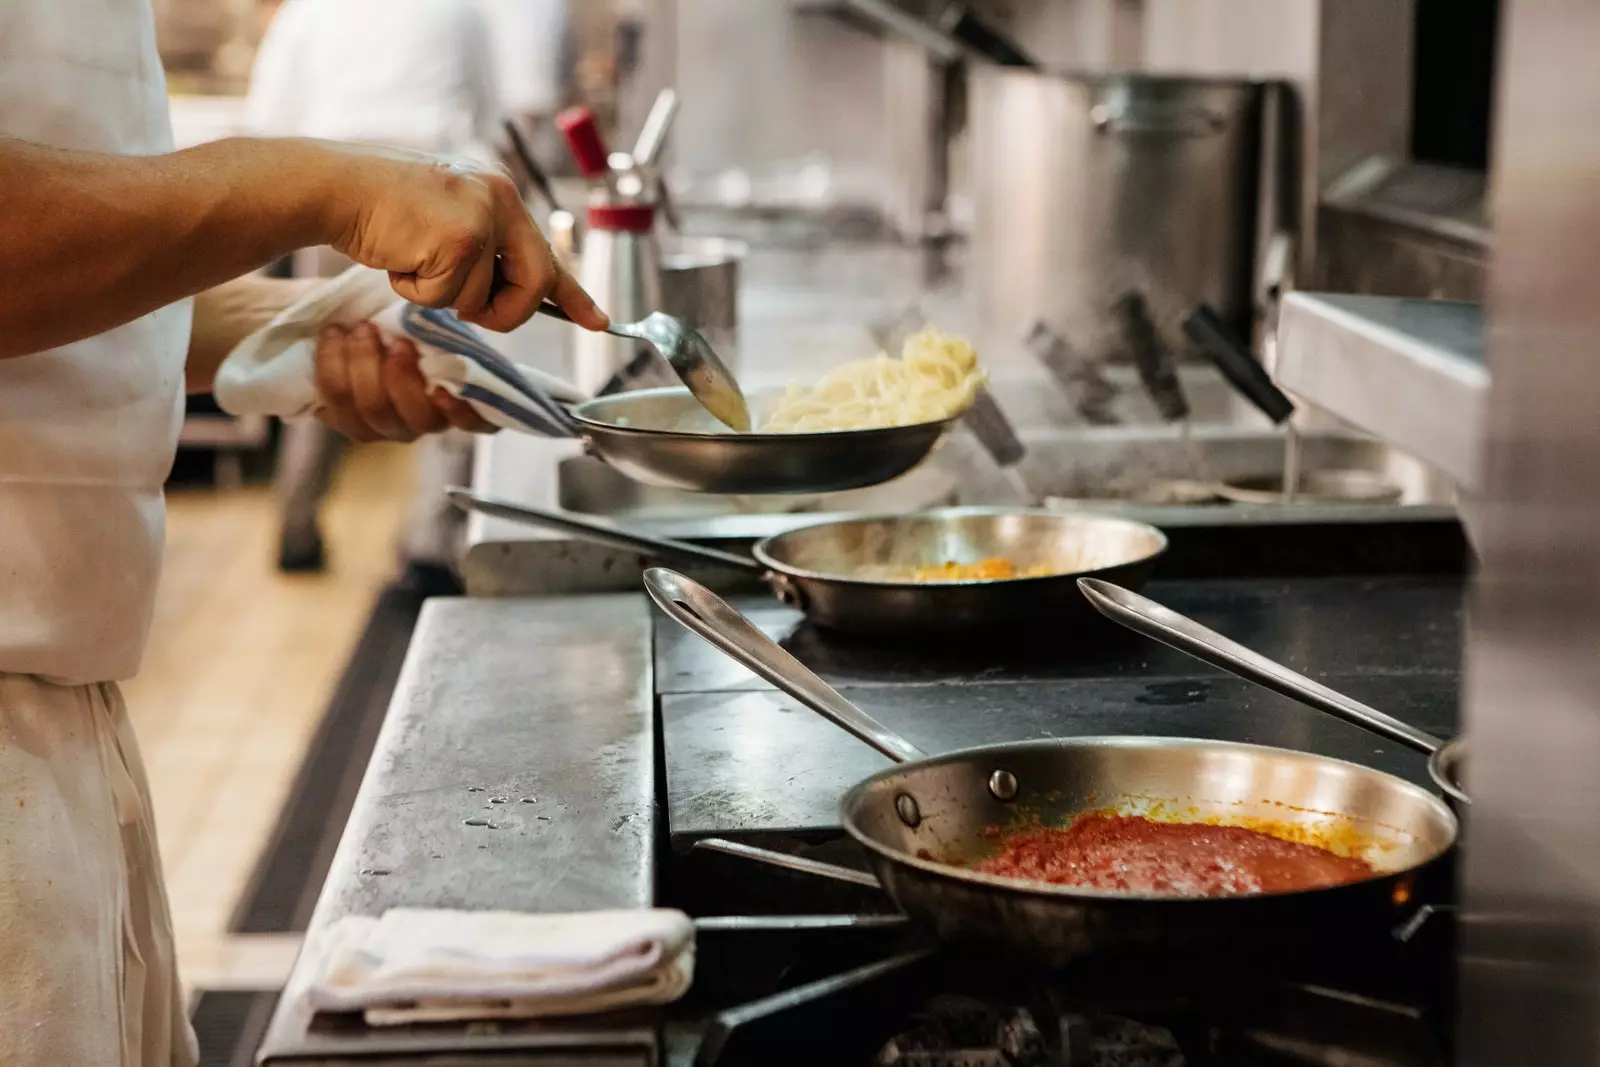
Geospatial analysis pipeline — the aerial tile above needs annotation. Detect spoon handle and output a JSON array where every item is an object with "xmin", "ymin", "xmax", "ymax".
[{"xmin": 539, "ymin": 300, "xmax": 627, "ymax": 341}]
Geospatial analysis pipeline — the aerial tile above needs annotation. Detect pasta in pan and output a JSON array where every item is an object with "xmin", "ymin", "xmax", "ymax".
[{"xmin": 760, "ymin": 328, "xmax": 985, "ymax": 433}]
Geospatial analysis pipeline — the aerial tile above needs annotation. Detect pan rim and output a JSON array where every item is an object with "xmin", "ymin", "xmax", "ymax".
[
  {"xmin": 571, "ymin": 386, "xmax": 959, "ymax": 442},
  {"xmin": 838, "ymin": 735, "xmax": 1459, "ymax": 903},
  {"xmin": 751, "ymin": 507, "xmax": 1171, "ymax": 588}
]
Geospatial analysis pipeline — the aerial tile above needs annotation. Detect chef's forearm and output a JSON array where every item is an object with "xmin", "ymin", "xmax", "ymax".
[
  {"xmin": 185, "ymin": 275, "xmax": 318, "ymax": 393},
  {"xmin": 0, "ymin": 135, "xmax": 347, "ymax": 359}
]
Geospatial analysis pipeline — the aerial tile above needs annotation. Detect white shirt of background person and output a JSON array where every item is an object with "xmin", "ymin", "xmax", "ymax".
[{"xmin": 246, "ymin": 0, "xmax": 503, "ymax": 163}]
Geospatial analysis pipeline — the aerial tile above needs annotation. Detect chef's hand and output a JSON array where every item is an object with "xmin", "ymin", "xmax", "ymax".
[
  {"xmin": 320, "ymin": 144, "xmax": 607, "ymax": 334},
  {"xmin": 313, "ymin": 322, "xmax": 495, "ymax": 442}
]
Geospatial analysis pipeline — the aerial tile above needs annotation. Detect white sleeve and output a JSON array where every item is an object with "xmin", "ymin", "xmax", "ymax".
[{"xmin": 244, "ymin": 1, "xmax": 311, "ymax": 135}]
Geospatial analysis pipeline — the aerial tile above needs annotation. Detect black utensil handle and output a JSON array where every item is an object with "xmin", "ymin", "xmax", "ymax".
[
  {"xmin": 1115, "ymin": 293, "xmax": 1189, "ymax": 423},
  {"xmin": 962, "ymin": 387, "xmax": 1026, "ymax": 468},
  {"xmin": 503, "ymin": 119, "xmax": 561, "ymax": 211},
  {"xmin": 938, "ymin": 3, "xmax": 1036, "ymax": 67},
  {"xmin": 1182, "ymin": 304, "xmax": 1296, "ymax": 425}
]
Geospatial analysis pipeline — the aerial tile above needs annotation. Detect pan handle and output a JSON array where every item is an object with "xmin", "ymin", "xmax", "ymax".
[
  {"xmin": 1077, "ymin": 578, "xmax": 1445, "ymax": 756},
  {"xmin": 643, "ymin": 568, "xmax": 928, "ymax": 764},
  {"xmin": 692, "ymin": 838, "xmax": 885, "ymax": 890},
  {"xmin": 447, "ymin": 489, "xmax": 765, "ymax": 575}
]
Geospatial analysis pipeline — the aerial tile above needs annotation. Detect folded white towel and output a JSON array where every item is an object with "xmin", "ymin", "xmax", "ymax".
[
  {"xmin": 303, "ymin": 907, "xmax": 695, "ymax": 1026},
  {"xmin": 214, "ymin": 265, "xmax": 587, "ymax": 437}
]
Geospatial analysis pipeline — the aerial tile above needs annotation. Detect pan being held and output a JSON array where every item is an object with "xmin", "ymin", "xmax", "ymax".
[
  {"xmin": 646, "ymin": 569, "xmax": 1458, "ymax": 969},
  {"xmin": 487, "ymin": 322, "xmax": 985, "ymax": 496}
]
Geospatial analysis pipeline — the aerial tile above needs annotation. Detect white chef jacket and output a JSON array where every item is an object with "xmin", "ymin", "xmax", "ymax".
[
  {"xmin": 247, "ymin": 0, "xmax": 503, "ymax": 157},
  {"xmin": 0, "ymin": 3, "xmax": 199, "ymax": 1065},
  {"xmin": 476, "ymin": 0, "xmax": 568, "ymax": 117},
  {"xmin": 0, "ymin": 0, "xmax": 192, "ymax": 685}
]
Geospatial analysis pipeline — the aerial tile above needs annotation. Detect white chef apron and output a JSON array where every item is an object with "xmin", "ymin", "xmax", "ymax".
[{"xmin": 0, "ymin": 1, "xmax": 197, "ymax": 1064}]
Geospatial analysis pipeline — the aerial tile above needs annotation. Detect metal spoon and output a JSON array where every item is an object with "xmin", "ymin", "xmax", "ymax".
[{"xmin": 537, "ymin": 300, "xmax": 750, "ymax": 432}]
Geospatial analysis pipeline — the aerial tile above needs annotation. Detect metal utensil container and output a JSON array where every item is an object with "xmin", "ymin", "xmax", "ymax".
[
  {"xmin": 968, "ymin": 69, "xmax": 1263, "ymax": 363},
  {"xmin": 572, "ymin": 204, "xmax": 664, "ymax": 396},
  {"xmin": 659, "ymin": 236, "xmax": 745, "ymax": 379}
]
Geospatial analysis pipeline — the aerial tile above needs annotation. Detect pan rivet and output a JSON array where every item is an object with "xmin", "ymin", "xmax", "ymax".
[
  {"xmin": 894, "ymin": 793, "xmax": 922, "ymax": 828},
  {"xmin": 988, "ymin": 770, "xmax": 1019, "ymax": 802}
]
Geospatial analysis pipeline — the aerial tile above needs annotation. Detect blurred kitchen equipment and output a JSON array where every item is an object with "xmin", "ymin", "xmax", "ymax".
[
  {"xmin": 597, "ymin": 236, "xmax": 744, "ymax": 399},
  {"xmin": 537, "ymin": 299, "xmax": 748, "ymax": 432},
  {"xmin": 969, "ymin": 70, "xmax": 1264, "ymax": 367},
  {"xmin": 1116, "ymin": 291, "xmax": 1190, "ymax": 422},
  {"xmin": 631, "ymin": 88, "xmax": 682, "ymax": 230},
  {"xmin": 502, "ymin": 118, "xmax": 562, "ymax": 215},
  {"xmin": 632, "ymin": 87, "xmax": 679, "ymax": 166},
  {"xmin": 568, "ymin": 200, "xmax": 665, "ymax": 399},
  {"xmin": 871, "ymin": 305, "xmax": 1035, "ymax": 504},
  {"xmin": 1182, "ymin": 304, "xmax": 1402, "ymax": 506},
  {"xmin": 452, "ymin": 492, "xmax": 1167, "ymax": 635},
  {"xmin": 556, "ymin": 105, "xmax": 613, "ymax": 185},
  {"xmin": 646, "ymin": 568, "xmax": 1457, "ymax": 970},
  {"xmin": 1023, "ymin": 321, "xmax": 1119, "ymax": 426},
  {"xmin": 659, "ymin": 235, "xmax": 742, "ymax": 362},
  {"xmin": 1183, "ymin": 305, "xmax": 1296, "ymax": 425},
  {"xmin": 1078, "ymin": 578, "xmax": 1468, "ymax": 813},
  {"xmin": 935, "ymin": 2, "xmax": 1036, "ymax": 67}
]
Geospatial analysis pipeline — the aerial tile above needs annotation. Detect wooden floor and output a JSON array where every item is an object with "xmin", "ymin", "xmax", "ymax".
[{"xmin": 124, "ymin": 442, "xmax": 416, "ymax": 993}]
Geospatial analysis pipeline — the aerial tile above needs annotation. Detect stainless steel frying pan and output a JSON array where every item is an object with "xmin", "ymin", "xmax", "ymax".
[
  {"xmin": 644, "ymin": 568, "xmax": 1459, "ymax": 968},
  {"xmin": 405, "ymin": 305, "xmax": 954, "ymax": 495},
  {"xmin": 569, "ymin": 387, "xmax": 955, "ymax": 495},
  {"xmin": 451, "ymin": 490, "xmax": 1167, "ymax": 635},
  {"xmin": 1077, "ymin": 578, "xmax": 1469, "ymax": 812}
]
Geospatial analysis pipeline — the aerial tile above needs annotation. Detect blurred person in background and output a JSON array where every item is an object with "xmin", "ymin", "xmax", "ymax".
[
  {"xmin": 0, "ymin": 0, "xmax": 605, "ymax": 1061},
  {"xmin": 248, "ymin": 0, "xmax": 506, "ymax": 581},
  {"xmin": 479, "ymin": 0, "xmax": 571, "ymax": 166}
]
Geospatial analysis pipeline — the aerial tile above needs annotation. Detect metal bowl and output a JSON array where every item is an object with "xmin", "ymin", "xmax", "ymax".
[
  {"xmin": 570, "ymin": 387, "xmax": 954, "ymax": 495},
  {"xmin": 1217, "ymin": 469, "xmax": 1404, "ymax": 506}
]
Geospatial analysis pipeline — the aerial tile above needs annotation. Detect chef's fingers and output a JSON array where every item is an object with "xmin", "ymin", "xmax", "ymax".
[
  {"xmin": 313, "ymin": 325, "xmax": 379, "ymax": 442},
  {"xmin": 381, "ymin": 336, "xmax": 449, "ymax": 437},
  {"xmin": 457, "ymin": 186, "xmax": 547, "ymax": 332},
  {"xmin": 451, "ymin": 220, "xmax": 500, "ymax": 322},
  {"xmin": 429, "ymin": 387, "xmax": 499, "ymax": 433},
  {"xmin": 547, "ymin": 261, "xmax": 608, "ymax": 331},
  {"xmin": 344, "ymin": 322, "xmax": 414, "ymax": 441}
]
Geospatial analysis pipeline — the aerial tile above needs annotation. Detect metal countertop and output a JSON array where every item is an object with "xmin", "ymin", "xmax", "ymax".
[{"xmin": 258, "ymin": 595, "xmax": 658, "ymax": 1064}]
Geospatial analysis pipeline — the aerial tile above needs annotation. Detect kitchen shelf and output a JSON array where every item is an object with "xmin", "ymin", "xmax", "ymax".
[{"xmin": 1276, "ymin": 293, "xmax": 1488, "ymax": 491}]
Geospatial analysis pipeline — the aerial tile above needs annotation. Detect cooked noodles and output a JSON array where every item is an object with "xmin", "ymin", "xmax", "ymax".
[{"xmin": 760, "ymin": 328, "xmax": 984, "ymax": 433}]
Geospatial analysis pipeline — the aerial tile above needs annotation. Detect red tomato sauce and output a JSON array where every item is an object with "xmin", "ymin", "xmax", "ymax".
[{"xmin": 974, "ymin": 813, "xmax": 1373, "ymax": 896}]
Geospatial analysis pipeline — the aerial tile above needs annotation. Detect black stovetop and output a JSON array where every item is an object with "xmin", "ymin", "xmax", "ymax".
[
  {"xmin": 653, "ymin": 572, "xmax": 1465, "ymax": 1067},
  {"xmin": 656, "ymin": 575, "xmax": 1464, "ymax": 845}
]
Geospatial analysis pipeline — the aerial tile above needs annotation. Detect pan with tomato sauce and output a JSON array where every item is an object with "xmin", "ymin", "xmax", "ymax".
[{"xmin": 974, "ymin": 812, "xmax": 1374, "ymax": 896}]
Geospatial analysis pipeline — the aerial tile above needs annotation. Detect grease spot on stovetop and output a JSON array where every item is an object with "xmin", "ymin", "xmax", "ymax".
[{"xmin": 1136, "ymin": 681, "xmax": 1213, "ymax": 706}]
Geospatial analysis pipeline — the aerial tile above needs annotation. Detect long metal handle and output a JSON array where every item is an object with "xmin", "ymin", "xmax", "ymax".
[
  {"xmin": 692, "ymin": 839, "xmax": 883, "ymax": 889},
  {"xmin": 538, "ymin": 300, "xmax": 633, "ymax": 343},
  {"xmin": 632, "ymin": 89, "xmax": 680, "ymax": 167},
  {"xmin": 446, "ymin": 490, "xmax": 764, "ymax": 574},
  {"xmin": 643, "ymin": 569, "xmax": 928, "ymax": 763},
  {"xmin": 1077, "ymin": 578, "xmax": 1445, "ymax": 755}
]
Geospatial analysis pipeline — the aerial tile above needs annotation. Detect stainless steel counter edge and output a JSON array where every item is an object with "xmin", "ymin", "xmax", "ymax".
[
  {"xmin": 258, "ymin": 595, "xmax": 658, "ymax": 1064},
  {"xmin": 1276, "ymin": 293, "xmax": 1488, "ymax": 491}
]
